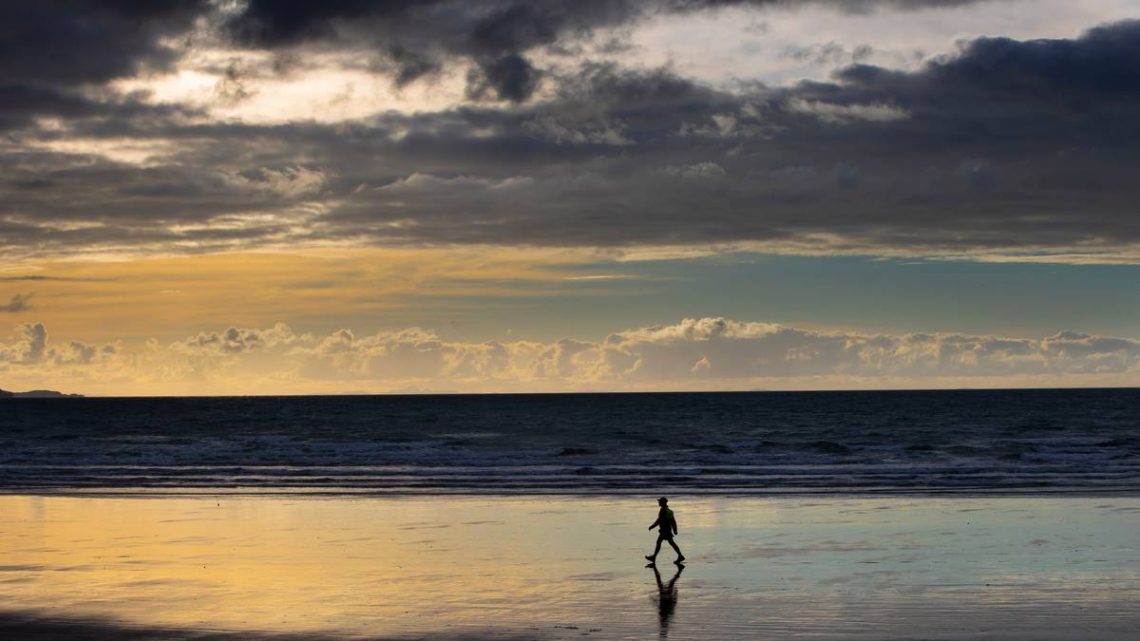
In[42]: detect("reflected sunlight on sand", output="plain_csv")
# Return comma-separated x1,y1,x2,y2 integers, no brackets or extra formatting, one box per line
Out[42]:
2,496,1139,640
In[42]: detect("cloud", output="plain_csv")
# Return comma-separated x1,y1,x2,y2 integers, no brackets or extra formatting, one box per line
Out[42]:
222,166,327,199
598,319,1140,379
0,1,207,132
0,323,115,370
220,0,990,100
176,324,297,355
0,323,47,364
222,0,629,102
3,293,33,313
0,83,195,133
0,275,115,283
785,98,908,123
0,1,207,89
466,53,543,103
782,41,876,66
308,20,1140,258
4,318,1140,394
5,10,1140,263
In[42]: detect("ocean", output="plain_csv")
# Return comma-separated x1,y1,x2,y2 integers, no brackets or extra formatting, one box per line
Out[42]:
2,389,1139,494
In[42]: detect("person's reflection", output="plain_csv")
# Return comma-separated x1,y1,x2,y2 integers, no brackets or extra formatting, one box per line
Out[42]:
648,561,684,638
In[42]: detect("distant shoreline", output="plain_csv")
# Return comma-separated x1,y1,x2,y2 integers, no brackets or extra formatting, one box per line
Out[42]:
0,389,83,398
5,385,1140,400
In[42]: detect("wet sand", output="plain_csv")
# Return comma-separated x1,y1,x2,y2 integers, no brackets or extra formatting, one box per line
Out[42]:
1,495,1138,640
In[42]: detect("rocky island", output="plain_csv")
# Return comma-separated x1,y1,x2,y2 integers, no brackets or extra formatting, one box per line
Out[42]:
0,388,84,398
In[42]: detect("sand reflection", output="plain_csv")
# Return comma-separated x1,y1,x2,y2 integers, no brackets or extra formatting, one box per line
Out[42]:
1,496,671,638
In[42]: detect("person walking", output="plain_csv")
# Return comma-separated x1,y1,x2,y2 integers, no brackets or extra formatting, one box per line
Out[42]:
645,497,685,564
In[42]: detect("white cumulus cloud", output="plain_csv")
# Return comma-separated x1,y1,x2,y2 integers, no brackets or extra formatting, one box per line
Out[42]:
3,318,1140,395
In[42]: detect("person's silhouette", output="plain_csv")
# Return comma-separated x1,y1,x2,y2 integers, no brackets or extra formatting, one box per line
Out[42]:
645,497,685,564
648,560,684,639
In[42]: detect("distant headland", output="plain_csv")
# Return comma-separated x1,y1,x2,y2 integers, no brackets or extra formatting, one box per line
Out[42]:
0,388,84,398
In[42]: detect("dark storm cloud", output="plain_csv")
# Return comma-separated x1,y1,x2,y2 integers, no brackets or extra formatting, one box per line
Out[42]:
225,0,983,52
223,0,989,102
0,0,992,110
0,85,197,133
0,1,207,131
5,7,1140,260
224,0,637,101
304,23,1140,252
0,85,107,134
0,1,207,88
466,54,543,103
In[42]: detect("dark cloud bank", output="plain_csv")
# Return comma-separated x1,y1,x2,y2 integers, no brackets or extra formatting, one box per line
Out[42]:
4,1,1140,260
223,0,985,102
0,1,206,131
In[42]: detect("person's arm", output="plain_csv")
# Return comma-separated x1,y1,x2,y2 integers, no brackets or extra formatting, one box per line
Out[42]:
649,507,664,530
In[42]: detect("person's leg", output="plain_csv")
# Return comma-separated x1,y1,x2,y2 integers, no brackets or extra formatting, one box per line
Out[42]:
646,534,665,561
666,537,685,561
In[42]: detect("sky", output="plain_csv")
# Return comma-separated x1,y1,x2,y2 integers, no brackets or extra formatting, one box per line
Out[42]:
3,0,1140,395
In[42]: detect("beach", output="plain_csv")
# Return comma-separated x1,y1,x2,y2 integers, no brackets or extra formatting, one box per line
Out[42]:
2,494,1138,640
6,0,1140,637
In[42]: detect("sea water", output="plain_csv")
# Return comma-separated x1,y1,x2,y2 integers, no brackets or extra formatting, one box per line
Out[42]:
2,389,1138,494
